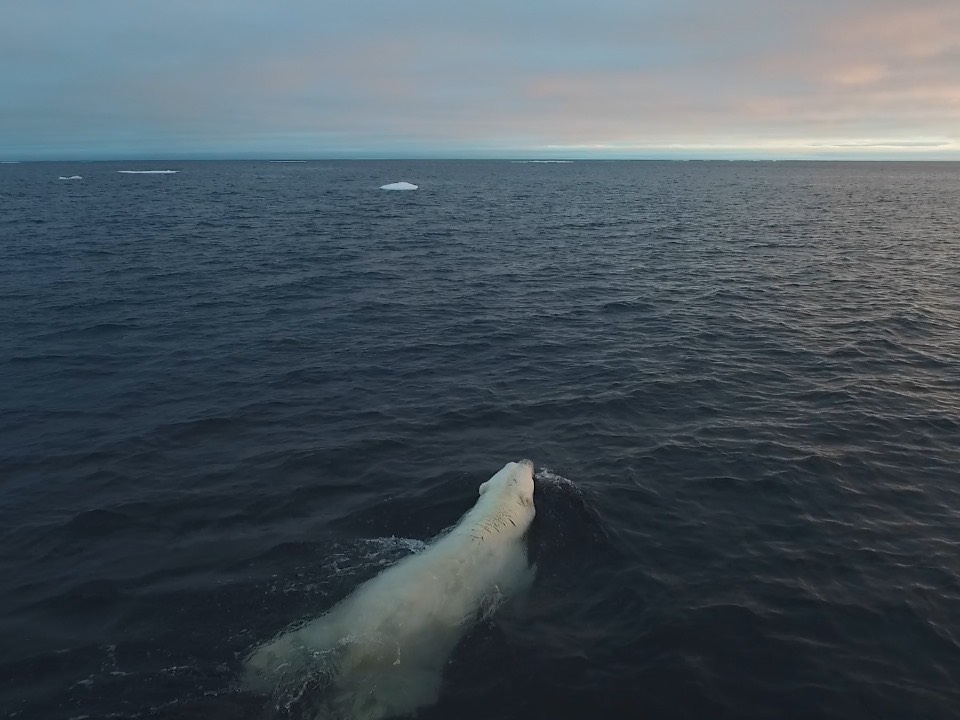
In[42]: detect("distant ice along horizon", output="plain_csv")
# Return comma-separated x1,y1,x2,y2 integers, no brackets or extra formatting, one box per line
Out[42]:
118,170,179,175
380,181,418,190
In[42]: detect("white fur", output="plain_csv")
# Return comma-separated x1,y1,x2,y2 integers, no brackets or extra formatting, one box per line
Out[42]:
244,460,536,720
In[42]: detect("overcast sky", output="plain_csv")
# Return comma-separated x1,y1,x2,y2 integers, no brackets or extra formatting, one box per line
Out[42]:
2,0,959,160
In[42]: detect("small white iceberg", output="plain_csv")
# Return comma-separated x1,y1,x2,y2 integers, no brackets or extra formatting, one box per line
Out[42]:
58,175,83,180
118,170,179,174
380,181,418,191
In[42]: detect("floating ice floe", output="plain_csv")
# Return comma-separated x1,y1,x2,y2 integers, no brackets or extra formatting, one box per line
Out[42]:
380,181,418,190
58,175,83,180
117,170,179,174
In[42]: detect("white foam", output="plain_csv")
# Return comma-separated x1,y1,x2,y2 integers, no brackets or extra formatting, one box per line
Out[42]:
58,175,83,180
360,536,427,557
535,467,582,492
380,181,418,190
117,170,179,174
1,161,22,164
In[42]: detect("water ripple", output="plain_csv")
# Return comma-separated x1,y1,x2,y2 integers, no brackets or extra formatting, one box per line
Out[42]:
1,160,959,719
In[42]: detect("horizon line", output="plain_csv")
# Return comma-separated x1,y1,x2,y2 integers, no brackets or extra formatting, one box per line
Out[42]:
5,156,960,163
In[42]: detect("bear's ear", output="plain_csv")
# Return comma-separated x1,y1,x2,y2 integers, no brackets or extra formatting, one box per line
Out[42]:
478,480,491,496
521,494,533,507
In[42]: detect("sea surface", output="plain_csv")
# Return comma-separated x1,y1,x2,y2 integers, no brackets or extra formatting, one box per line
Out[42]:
2,159,959,719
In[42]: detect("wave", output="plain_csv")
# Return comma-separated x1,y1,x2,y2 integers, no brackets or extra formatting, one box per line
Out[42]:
530,468,609,566
5,159,960,720
58,175,82,180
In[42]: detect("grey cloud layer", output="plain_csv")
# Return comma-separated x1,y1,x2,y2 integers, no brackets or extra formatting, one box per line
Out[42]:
2,0,958,158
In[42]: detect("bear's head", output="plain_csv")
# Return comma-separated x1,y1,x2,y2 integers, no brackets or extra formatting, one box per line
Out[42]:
478,459,535,509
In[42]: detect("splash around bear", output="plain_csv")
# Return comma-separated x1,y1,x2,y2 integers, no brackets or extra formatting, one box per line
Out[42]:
244,460,537,720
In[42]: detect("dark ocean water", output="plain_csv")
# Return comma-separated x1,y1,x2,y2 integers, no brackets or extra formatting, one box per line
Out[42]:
2,159,960,719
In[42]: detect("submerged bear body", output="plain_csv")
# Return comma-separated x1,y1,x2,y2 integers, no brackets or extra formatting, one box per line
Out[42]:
244,460,537,720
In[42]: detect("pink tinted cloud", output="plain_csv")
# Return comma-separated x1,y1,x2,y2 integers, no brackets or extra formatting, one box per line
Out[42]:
505,3,960,152
10,0,958,156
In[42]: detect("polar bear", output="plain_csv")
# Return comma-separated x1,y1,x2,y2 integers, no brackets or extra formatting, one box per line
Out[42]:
244,460,537,720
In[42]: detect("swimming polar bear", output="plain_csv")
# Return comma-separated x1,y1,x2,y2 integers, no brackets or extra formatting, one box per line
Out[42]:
244,460,537,720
